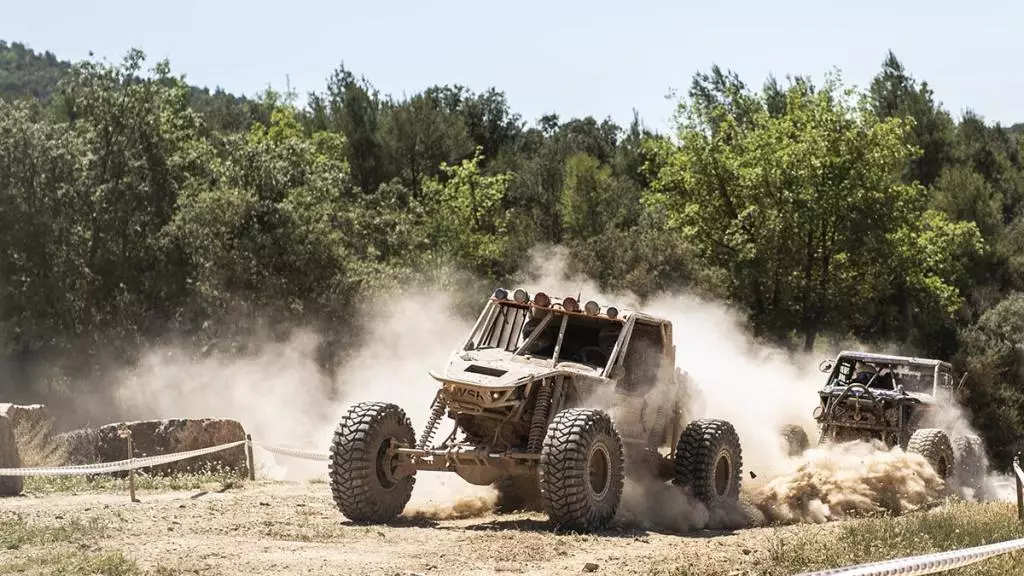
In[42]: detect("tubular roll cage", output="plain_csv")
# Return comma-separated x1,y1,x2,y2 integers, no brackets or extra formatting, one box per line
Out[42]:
463,296,644,379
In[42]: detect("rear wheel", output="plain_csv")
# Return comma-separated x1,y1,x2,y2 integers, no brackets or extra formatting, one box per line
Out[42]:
539,408,624,532
674,419,743,508
494,474,542,513
328,401,416,523
953,434,987,494
907,428,955,480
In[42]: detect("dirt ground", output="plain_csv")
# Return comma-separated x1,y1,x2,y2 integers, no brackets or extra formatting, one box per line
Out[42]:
0,480,833,576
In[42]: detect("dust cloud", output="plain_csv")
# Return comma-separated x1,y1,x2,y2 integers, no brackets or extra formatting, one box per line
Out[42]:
77,243,1009,529
751,440,946,524
513,246,1010,530
104,284,498,518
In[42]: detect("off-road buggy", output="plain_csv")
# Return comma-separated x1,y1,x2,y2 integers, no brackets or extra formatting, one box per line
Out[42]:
327,288,745,531
780,350,988,491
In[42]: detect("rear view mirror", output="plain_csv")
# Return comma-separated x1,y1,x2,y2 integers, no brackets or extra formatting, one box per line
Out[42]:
818,359,834,373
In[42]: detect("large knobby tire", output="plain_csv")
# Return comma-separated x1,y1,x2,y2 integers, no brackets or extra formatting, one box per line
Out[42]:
494,474,543,513
907,428,955,481
328,401,416,524
674,419,743,508
953,434,987,492
780,424,810,457
539,408,625,532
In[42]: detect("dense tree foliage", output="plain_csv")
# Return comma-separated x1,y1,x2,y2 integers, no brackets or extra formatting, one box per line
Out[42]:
3,42,1024,468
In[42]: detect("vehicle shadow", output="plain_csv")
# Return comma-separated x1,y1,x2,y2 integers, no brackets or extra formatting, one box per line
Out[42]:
459,516,741,539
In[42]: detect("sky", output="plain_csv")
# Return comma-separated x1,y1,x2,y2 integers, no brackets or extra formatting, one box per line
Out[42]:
2,0,1021,134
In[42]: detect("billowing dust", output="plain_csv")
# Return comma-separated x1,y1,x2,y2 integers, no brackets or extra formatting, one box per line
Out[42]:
67,245,1012,531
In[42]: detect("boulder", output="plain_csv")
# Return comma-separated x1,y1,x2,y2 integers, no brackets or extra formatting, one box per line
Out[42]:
0,414,24,496
0,403,59,466
96,418,248,477
53,428,100,466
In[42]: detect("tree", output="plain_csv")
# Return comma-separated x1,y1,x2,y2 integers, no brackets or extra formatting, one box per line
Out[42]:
868,51,955,188
648,70,981,351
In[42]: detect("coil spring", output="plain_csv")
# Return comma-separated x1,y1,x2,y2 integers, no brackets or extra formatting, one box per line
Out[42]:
418,392,446,449
527,384,554,452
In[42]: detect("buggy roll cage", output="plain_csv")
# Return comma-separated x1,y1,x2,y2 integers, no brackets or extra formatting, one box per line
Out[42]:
463,298,639,378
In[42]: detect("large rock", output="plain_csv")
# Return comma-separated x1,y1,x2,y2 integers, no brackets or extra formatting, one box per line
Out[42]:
53,428,100,466
0,414,24,496
0,404,60,467
96,418,248,477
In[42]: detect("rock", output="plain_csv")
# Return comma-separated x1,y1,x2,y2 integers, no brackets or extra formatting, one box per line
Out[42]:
0,414,24,496
96,418,248,477
583,562,599,573
53,428,101,466
0,404,59,466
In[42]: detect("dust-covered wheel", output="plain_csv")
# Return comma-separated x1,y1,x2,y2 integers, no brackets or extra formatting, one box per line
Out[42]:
494,474,543,513
907,428,955,480
780,424,810,457
674,418,743,508
539,408,624,532
953,434,987,494
328,401,416,523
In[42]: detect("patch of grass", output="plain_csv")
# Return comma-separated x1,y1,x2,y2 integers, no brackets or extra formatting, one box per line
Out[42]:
24,469,242,495
762,501,1024,576
0,549,144,576
0,513,107,550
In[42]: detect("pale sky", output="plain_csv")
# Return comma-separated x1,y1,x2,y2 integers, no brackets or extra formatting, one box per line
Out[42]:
3,0,1021,134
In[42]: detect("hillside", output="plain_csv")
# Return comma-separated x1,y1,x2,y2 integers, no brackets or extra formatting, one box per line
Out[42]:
0,40,255,132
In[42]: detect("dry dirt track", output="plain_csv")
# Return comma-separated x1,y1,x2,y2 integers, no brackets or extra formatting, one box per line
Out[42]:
0,480,821,576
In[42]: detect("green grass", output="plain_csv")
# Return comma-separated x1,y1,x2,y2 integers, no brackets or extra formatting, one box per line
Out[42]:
762,501,1024,576
0,513,107,550
0,513,198,575
23,469,242,495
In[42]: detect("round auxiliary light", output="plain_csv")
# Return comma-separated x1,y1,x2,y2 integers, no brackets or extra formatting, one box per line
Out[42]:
563,296,579,313
513,289,530,304
584,300,600,315
606,306,619,319
534,292,551,307
493,288,508,300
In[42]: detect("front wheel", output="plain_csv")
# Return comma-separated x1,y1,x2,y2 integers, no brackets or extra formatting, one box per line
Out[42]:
328,401,417,523
674,419,743,508
539,408,625,532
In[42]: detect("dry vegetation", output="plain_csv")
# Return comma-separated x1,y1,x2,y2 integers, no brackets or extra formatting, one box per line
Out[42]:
0,476,1021,576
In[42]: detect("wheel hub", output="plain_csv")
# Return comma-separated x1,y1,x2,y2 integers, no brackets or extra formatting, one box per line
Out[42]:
375,439,400,490
713,450,733,498
587,442,611,500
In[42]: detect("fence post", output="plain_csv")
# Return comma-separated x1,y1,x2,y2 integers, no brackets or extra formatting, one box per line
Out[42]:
245,434,255,481
118,424,139,504
1017,452,1023,522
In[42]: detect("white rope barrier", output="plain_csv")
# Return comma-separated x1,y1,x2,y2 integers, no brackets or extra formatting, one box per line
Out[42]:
1,434,1022,576
250,440,330,462
794,538,1024,576
0,438,328,477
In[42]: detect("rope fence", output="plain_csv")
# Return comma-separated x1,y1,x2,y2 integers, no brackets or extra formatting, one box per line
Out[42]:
0,434,1022,575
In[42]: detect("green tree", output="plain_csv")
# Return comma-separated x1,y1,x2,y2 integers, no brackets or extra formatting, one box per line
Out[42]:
648,71,981,351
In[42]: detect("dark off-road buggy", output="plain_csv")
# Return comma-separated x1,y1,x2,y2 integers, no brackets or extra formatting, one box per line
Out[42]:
780,351,988,493
327,288,746,532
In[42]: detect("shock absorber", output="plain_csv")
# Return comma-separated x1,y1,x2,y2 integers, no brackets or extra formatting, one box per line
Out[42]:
418,391,447,450
527,382,554,453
